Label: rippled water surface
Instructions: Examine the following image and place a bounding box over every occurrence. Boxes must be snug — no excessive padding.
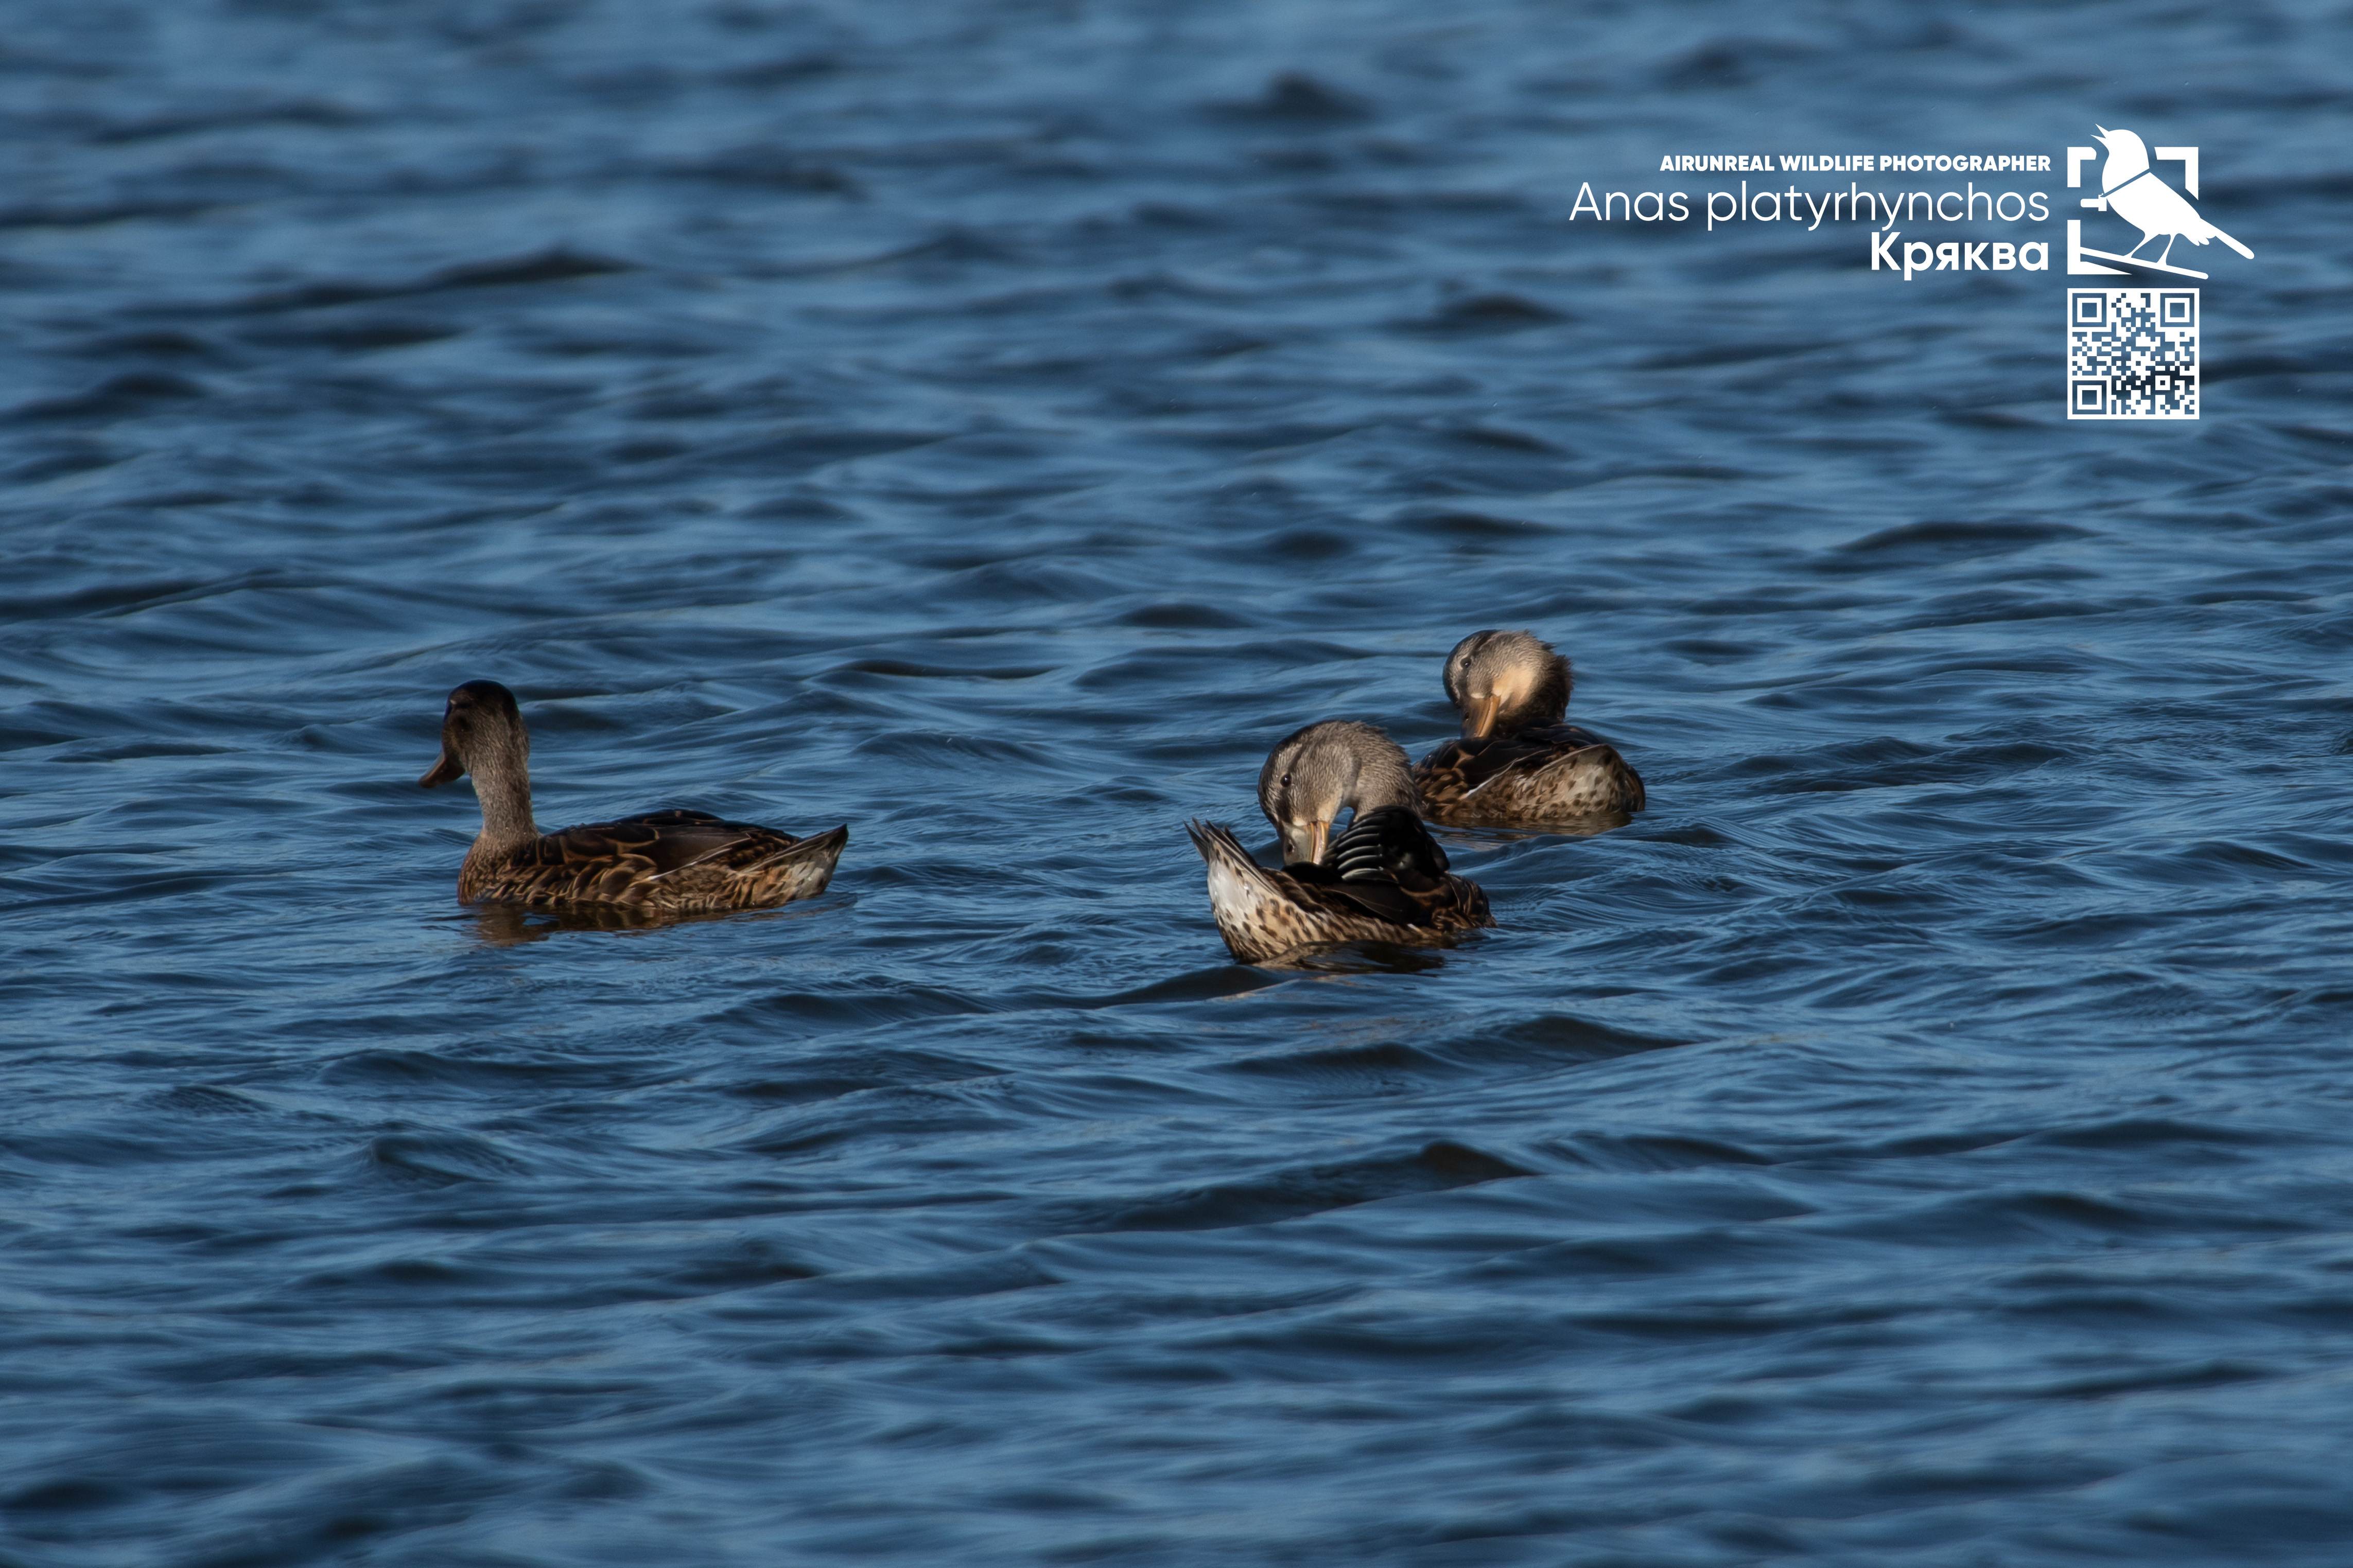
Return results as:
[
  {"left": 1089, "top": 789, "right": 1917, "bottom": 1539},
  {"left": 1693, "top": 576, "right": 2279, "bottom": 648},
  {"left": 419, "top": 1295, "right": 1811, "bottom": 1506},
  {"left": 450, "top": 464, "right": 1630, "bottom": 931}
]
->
[{"left": 7, "top": 3, "right": 2353, "bottom": 1563}]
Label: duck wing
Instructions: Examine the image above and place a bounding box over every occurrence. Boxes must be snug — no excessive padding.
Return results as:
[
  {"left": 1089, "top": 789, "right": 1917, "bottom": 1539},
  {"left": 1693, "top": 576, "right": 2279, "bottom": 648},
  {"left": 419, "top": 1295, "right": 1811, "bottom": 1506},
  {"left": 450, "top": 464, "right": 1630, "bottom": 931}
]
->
[
  {"left": 1417, "top": 725, "right": 1643, "bottom": 819},
  {"left": 1416, "top": 726, "right": 1609, "bottom": 794},
  {"left": 545, "top": 809, "right": 789, "bottom": 876},
  {"left": 1303, "top": 805, "right": 1489, "bottom": 928},
  {"left": 1417, "top": 734, "right": 1527, "bottom": 806},
  {"left": 1186, "top": 813, "right": 1490, "bottom": 964},
  {"left": 479, "top": 810, "right": 847, "bottom": 909},
  {"left": 1486, "top": 727, "right": 1644, "bottom": 814},
  {"left": 1296, "top": 805, "right": 1447, "bottom": 921}
]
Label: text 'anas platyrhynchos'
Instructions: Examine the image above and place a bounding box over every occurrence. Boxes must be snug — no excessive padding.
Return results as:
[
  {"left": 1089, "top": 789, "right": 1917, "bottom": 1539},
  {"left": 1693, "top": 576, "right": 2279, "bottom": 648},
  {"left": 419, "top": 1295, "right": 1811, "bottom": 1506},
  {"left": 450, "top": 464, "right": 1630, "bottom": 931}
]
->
[
  {"left": 1414, "top": 630, "right": 1645, "bottom": 823},
  {"left": 420, "top": 680, "right": 847, "bottom": 914},
  {"left": 1188, "top": 719, "right": 1493, "bottom": 963}
]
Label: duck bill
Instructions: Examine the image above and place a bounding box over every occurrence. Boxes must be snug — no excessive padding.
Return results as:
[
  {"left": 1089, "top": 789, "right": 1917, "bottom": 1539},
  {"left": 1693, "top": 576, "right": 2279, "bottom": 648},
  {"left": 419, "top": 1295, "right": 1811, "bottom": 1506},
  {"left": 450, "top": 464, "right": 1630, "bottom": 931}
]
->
[
  {"left": 1463, "top": 693, "right": 1502, "bottom": 739},
  {"left": 419, "top": 746, "right": 464, "bottom": 788},
  {"left": 1281, "top": 818, "right": 1332, "bottom": 867}
]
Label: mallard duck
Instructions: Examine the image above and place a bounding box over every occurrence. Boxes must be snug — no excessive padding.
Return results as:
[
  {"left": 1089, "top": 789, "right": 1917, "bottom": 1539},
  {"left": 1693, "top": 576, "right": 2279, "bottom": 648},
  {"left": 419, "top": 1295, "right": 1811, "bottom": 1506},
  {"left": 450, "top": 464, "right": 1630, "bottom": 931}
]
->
[
  {"left": 1187, "top": 719, "right": 1493, "bottom": 963},
  {"left": 419, "top": 680, "right": 847, "bottom": 913},
  {"left": 1413, "top": 630, "right": 1645, "bottom": 823}
]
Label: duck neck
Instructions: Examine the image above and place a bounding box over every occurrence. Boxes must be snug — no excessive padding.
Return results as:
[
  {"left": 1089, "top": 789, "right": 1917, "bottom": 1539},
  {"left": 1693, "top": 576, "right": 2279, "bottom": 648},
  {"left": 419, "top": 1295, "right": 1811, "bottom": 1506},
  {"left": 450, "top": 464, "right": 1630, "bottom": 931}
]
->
[
  {"left": 469, "top": 754, "right": 538, "bottom": 850},
  {"left": 1495, "top": 696, "right": 1561, "bottom": 734},
  {"left": 1352, "top": 752, "right": 1421, "bottom": 815}
]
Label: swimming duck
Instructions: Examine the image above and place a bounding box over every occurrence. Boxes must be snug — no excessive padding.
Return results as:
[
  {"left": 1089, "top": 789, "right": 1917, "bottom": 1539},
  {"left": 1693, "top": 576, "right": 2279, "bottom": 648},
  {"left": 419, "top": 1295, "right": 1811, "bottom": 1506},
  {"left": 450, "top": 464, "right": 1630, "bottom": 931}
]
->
[
  {"left": 1413, "top": 630, "right": 1645, "bottom": 823},
  {"left": 419, "top": 680, "right": 847, "bottom": 913},
  {"left": 1187, "top": 719, "right": 1493, "bottom": 963}
]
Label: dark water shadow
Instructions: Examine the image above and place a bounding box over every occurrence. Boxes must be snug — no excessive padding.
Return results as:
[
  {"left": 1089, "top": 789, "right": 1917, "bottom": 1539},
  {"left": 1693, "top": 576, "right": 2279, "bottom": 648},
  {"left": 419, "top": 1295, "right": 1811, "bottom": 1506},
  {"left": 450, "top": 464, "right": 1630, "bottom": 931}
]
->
[
  {"left": 1429, "top": 809, "right": 1636, "bottom": 841},
  {"left": 461, "top": 896, "right": 846, "bottom": 947},
  {"left": 1249, "top": 938, "right": 1461, "bottom": 976}
]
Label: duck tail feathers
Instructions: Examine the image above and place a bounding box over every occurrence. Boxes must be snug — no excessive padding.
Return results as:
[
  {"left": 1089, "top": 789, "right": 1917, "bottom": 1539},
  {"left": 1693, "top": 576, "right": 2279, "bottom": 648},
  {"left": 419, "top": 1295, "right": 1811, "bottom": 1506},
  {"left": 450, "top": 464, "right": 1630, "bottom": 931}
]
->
[
  {"left": 1186, "top": 818, "right": 1260, "bottom": 874},
  {"left": 776, "top": 824, "right": 849, "bottom": 871}
]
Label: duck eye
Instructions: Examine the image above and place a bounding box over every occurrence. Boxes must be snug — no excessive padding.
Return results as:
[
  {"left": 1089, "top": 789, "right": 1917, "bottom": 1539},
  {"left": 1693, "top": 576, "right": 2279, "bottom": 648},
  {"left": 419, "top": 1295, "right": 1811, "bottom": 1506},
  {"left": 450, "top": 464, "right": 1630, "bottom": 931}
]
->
[{"left": 1280, "top": 772, "right": 1291, "bottom": 789}]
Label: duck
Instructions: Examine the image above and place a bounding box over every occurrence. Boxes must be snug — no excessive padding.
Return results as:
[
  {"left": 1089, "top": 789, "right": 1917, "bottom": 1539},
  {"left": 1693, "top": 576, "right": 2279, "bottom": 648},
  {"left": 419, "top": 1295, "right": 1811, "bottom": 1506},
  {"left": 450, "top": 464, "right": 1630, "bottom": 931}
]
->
[
  {"left": 419, "top": 680, "right": 847, "bottom": 913},
  {"left": 1413, "top": 630, "right": 1645, "bottom": 823},
  {"left": 1187, "top": 719, "right": 1493, "bottom": 963}
]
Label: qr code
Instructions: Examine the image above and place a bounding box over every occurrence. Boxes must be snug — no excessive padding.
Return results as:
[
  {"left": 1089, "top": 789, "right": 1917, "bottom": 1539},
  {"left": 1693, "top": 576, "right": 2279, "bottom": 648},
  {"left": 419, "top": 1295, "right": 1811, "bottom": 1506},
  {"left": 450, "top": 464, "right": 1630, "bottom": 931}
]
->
[{"left": 2068, "top": 289, "right": 2197, "bottom": 419}]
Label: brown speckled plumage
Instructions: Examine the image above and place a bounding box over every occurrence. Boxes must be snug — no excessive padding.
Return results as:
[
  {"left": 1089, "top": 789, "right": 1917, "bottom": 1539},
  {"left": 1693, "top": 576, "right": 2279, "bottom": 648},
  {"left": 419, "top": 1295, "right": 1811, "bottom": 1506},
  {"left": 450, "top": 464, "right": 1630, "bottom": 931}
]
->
[
  {"left": 421, "top": 680, "right": 846, "bottom": 914},
  {"left": 455, "top": 808, "right": 847, "bottom": 910},
  {"left": 1414, "top": 630, "right": 1645, "bottom": 823},
  {"left": 1189, "top": 720, "right": 1493, "bottom": 963}
]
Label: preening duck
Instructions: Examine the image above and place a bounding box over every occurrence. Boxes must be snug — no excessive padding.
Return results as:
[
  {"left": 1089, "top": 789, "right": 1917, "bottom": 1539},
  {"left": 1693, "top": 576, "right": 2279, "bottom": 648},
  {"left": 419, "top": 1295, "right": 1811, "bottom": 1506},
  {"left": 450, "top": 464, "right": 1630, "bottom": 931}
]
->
[
  {"left": 1188, "top": 719, "right": 1493, "bottom": 963},
  {"left": 1413, "top": 630, "right": 1645, "bottom": 823},
  {"left": 419, "top": 680, "right": 847, "bottom": 913}
]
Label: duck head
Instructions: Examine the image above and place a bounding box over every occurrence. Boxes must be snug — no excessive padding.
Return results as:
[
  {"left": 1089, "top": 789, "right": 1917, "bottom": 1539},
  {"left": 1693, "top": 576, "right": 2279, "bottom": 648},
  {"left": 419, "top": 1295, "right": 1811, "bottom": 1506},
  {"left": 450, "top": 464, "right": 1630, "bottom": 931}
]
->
[
  {"left": 1257, "top": 719, "right": 1419, "bottom": 867},
  {"left": 1441, "top": 629, "right": 1571, "bottom": 738},
  {"left": 420, "top": 679, "right": 529, "bottom": 788}
]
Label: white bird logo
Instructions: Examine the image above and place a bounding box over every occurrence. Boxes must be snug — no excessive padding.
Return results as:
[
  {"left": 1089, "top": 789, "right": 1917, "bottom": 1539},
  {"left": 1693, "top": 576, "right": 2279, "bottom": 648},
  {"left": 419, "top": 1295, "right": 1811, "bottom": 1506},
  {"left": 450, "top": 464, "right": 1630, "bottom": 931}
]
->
[{"left": 2084, "top": 127, "right": 2253, "bottom": 269}]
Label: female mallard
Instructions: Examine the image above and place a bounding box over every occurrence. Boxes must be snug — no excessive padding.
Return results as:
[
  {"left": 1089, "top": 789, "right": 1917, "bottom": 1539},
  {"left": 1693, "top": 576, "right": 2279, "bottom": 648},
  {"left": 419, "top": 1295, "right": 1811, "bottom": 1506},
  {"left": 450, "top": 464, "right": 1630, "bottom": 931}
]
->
[
  {"left": 1187, "top": 719, "right": 1493, "bottom": 963},
  {"left": 419, "top": 680, "right": 847, "bottom": 913},
  {"left": 1413, "top": 630, "right": 1645, "bottom": 823}
]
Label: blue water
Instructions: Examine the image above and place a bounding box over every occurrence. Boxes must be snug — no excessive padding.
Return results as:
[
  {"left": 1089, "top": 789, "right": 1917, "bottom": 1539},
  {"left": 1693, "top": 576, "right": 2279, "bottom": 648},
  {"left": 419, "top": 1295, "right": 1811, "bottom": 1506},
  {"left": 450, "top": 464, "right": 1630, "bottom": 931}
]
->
[{"left": 7, "top": 3, "right": 2352, "bottom": 1563}]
